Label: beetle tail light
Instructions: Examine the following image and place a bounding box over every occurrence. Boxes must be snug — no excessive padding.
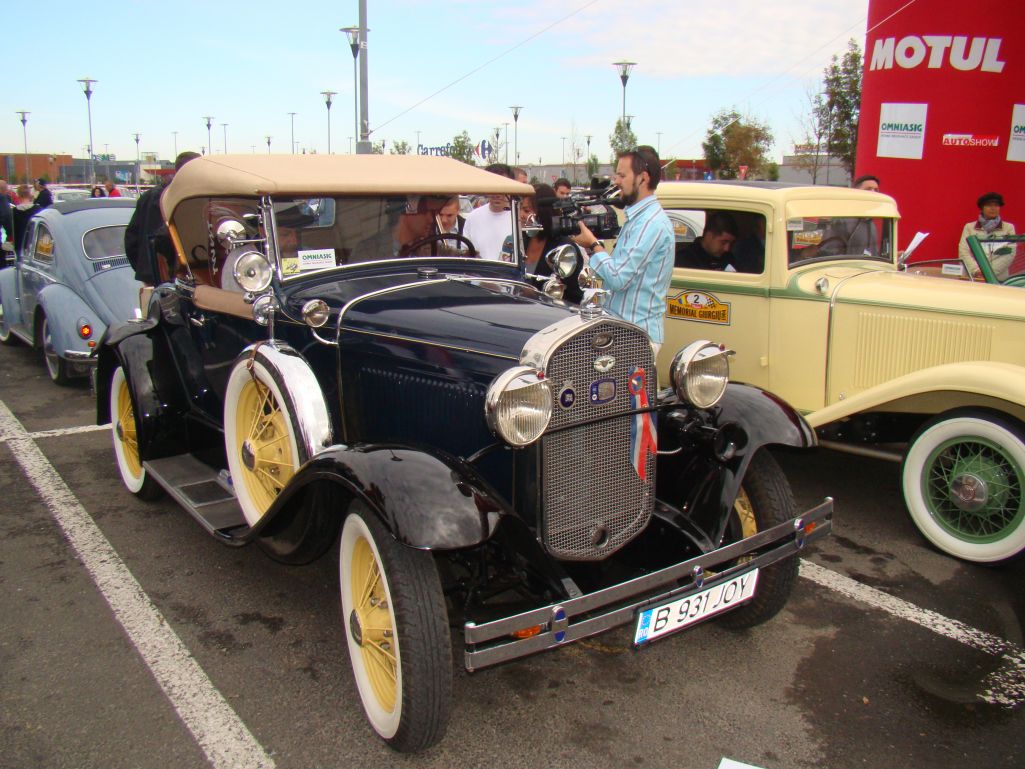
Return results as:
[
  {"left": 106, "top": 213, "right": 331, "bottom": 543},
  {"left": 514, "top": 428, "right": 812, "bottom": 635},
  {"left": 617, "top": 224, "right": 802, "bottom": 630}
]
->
[{"left": 78, "top": 322, "right": 93, "bottom": 339}]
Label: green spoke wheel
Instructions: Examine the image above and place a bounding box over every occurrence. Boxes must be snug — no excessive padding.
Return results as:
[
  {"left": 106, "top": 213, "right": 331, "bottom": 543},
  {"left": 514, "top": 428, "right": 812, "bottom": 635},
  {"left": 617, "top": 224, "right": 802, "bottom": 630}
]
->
[{"left": 903, "top": 412, "right": 1025, "bottom": 563}]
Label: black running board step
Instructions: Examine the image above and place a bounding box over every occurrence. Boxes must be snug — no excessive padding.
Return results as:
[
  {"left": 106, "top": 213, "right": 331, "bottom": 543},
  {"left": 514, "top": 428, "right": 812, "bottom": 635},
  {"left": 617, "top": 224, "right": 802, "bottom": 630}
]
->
[{"left": 144, "top": 455, "right": 247, "bottom": 535}]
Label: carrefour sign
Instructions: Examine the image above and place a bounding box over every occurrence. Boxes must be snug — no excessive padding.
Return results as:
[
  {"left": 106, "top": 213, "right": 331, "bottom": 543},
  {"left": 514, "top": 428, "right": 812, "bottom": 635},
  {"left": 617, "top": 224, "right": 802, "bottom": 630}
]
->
[{"left": 870, "top": 36, "right": 1005, "bottom": 73}]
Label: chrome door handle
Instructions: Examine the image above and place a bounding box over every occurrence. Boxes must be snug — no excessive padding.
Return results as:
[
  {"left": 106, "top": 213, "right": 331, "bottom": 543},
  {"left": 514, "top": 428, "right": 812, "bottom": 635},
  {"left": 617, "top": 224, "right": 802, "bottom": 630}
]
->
[{"left": 189, "top": 315, "right": 205, "bottom": 327}]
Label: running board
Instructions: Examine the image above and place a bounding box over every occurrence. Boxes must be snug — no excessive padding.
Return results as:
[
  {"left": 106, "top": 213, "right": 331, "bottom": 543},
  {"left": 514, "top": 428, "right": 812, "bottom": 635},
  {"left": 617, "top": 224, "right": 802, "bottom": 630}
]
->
[{"left": 144, "top": 455, "right": 248, "bottom": 537}]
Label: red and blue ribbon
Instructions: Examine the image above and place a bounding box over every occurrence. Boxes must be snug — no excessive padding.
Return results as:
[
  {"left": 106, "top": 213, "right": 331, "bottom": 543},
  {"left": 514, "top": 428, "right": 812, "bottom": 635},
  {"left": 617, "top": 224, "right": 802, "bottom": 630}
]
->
[{"left": 628, "top": 367, "right": 657, "bottom": 479}]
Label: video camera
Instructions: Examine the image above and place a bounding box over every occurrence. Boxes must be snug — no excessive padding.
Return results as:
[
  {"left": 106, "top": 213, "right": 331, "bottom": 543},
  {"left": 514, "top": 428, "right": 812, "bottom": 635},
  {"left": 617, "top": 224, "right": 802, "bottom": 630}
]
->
[{"left": 549, "top": 190, "right": 622, "bottom": 240}]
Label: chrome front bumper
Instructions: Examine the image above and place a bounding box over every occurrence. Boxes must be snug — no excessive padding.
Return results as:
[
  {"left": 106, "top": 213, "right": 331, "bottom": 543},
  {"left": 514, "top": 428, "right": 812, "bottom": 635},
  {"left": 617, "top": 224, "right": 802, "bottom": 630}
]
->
[{"left": 464, "top": 497, "right": 833, "bottom": 671}]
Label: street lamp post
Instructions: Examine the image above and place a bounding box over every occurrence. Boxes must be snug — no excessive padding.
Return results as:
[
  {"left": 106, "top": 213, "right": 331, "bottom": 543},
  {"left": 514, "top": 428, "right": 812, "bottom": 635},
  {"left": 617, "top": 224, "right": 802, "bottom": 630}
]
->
[
  {"left": 172, "top": 130, "right": 178, "bottom": 159},
  {"left": 612, "top": 61, "right": 636, "bottom": 126},
  {"left": 77, "top": 78, "right": 97, "bottom": 184},
  {"left": 356, "top": 0, "right": 370, "bottom": 154},
  {"left": 341, "top": 26, "right": 360, "bottom": 153},
  {"left": 133, "top": 132, "right": 141, "bottom": 193},
  {"left": 287, "top": 112, "right": 297, "bottom": 153},
  {"left": 221, "top": 123, "right": 228, "bottom": 154},
  {"left": 509, "top": 106, "right": 521, "bottom": 165},
  {"left": 561, "top": 136, "right": 566, "bottom": 168},
  {"left": 503, "top": 123, "right": 510, "bottom": 164},
  {"left": 266, "top": 136, "right": 272, "bottom": 154},
  {"left": 585, "top": 134, "right": 592, "bottom": 179},
  {"left": 415, "top": 130, "right": 421, "bottom": 153},
  {"left": 320, "top": 91, "right": 336, "bottom": 154},
  {"left": 16, "top": 111, "right": 29, "bottom": 184},
  {"left": 203, "top": 116, "right": 214, "bottom": 156},
  {"left": 656, "top": 131, "right": 662, "bottom": 155}
]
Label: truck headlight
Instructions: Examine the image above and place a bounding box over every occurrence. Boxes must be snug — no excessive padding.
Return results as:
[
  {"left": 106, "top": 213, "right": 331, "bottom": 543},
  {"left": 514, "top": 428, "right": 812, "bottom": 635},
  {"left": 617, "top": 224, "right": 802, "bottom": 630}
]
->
[
  {"left": 670, "top": 341, "right": 731, "bottom": 408},
  {"left": 485, "top": 367, "right": 552, "bottom": 447}
]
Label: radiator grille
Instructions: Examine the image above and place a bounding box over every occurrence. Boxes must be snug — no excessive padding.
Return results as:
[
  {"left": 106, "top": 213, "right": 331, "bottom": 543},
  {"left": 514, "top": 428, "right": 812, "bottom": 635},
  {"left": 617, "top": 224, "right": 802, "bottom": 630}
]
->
[{"left": 540, "top": 321, "right": 656, "bottom": 560}]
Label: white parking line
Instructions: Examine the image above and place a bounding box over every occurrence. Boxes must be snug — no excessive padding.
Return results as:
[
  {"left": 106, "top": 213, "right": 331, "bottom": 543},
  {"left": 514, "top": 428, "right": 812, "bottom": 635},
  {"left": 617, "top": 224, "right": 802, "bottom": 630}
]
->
[
  {"left": 27, "top": 423, "right": 111, "bottom": 439},
  {"left": 800, "top": 560, "right": 1025, "bottom": 708},
  {"left": 0, "top": 400, "right": 275, "bottom": 769}
]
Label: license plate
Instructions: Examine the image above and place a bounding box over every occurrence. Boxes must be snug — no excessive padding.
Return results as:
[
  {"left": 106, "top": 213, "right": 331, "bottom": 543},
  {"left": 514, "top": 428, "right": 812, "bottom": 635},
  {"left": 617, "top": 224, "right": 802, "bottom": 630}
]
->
[{"left": 634, "top": 569, "right": 759, "bottom": 646}]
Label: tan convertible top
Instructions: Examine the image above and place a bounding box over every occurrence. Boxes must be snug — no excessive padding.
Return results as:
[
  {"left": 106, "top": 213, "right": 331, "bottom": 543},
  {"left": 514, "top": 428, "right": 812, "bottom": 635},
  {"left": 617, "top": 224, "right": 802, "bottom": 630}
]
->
[{"left": 162, "top": 154, "right": 533, "bottom": 219}]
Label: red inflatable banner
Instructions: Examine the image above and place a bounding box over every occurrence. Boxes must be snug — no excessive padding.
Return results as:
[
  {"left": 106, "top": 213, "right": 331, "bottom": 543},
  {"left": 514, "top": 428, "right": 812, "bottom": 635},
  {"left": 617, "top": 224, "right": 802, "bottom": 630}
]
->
[{"left": 855, "top": 0, "right": 1025, "bottom": 261}]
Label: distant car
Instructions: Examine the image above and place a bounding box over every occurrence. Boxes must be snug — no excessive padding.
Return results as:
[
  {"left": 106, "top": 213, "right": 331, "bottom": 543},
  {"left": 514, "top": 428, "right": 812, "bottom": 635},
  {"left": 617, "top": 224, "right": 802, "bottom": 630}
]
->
[
  {"left": 0, "top": 198, "right": 141, "bottom": 384},
  {"left": 658, "top": 181, "right": 1025, "bottom": 564},
  {"left": 50, "top": 186, "right": 92, "bottom": 204}
]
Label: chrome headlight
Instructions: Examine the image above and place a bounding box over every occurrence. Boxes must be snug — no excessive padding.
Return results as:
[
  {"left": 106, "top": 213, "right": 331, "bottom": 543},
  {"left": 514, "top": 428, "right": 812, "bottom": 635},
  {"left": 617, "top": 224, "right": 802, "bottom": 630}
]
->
[
  {"left": 485, "top": 366, "right": 553, "bottom": 447},
  {"left": 301, "top": 298, "right": 330, "bottom": 327},
  {"left": 670, "top": 341, "right": 732, "bottom": 408},
  {"left": 233, "top": 250, "right": 273, "bottom": 293},
  {"left": 545, "top": 243, "right": 580, "bottom": 279}
]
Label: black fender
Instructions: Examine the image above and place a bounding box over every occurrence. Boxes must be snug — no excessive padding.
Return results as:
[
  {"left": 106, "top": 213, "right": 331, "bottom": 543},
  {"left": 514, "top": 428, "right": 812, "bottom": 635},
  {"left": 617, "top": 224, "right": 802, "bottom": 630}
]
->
[
  {"left": 95, "top": 318, "right": 189, "bottom": 461},
  {"left": 656, "top": 382, "right": 815, "bottom": 547},
  {"left": 252, "top": 443, "right": 509, "bottom": 552}
]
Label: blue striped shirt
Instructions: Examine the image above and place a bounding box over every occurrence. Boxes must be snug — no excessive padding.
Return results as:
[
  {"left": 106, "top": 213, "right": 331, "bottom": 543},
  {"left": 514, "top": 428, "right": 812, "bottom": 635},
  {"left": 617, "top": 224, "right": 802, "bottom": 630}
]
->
[{"left": 589, "top": 195, "right": 675, "bottom": 343}]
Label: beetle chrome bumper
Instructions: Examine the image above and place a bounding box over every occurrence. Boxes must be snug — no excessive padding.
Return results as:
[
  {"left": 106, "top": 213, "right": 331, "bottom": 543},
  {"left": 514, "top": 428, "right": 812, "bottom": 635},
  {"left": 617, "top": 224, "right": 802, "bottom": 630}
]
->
[{"left": 463, "top": 497, "right": 833, "bottom": 671}]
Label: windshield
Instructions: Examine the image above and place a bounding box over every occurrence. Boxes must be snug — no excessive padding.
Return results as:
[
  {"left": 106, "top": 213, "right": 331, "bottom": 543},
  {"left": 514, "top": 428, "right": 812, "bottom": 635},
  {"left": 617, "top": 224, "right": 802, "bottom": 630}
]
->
[
  {"left": 788, "top": 216, "right": 894, "bottom": 266},
  {"left": 271, "top": 195, "right": 518, "bottom": 278},
  {"left": 83, "top": 225, "right": 128, "bottom": 260}
]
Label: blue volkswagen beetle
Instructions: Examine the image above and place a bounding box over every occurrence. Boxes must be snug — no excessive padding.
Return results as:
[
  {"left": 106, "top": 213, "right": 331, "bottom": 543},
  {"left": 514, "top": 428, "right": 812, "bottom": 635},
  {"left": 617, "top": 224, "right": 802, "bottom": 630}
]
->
[{"left": 0, "top": 198, "right": 141, "bottom": 384}]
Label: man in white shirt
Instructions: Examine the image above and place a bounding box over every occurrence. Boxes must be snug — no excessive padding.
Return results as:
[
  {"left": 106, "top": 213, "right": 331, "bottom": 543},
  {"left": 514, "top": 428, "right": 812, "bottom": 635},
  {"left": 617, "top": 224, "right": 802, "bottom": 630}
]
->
[{"left": 462, "top": 163, "right": 514, "bottom": 261}]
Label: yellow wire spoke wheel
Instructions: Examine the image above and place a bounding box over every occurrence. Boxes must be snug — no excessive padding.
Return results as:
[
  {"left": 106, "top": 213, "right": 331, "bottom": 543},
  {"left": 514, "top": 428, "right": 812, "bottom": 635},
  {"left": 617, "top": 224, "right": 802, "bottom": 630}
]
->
[
  {"left": 109, "top": 366, "right": 161, "bottom": 500},
  {"left": 339, "top": 503, "right": 452, "bottom": 753}
]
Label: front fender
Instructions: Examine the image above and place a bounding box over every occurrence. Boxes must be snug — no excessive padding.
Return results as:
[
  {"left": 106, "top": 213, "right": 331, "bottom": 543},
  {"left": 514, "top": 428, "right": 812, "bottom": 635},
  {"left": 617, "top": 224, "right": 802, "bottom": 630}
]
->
[
  {"left": 0, "top": 267, "right": 23, "bottom": 330},
  {"left": 657, "top": 382, "right": 815, "bottom": 547},
  {"left": 37, "top": 284, "right": 101, "bottom": 357},
  {"left": 807, "top": 361, "right": 1025, "bottom": 429},
  {"left": 259, "top": 443, "right": 508, "bottom": 550},
  {"left": 96, "top": 321, "right": 188, "bottom": 461}
]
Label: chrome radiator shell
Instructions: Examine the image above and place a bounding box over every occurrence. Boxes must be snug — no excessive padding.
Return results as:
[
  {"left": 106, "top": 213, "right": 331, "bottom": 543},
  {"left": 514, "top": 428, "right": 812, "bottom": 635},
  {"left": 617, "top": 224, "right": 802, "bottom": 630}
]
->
[{"left": 533, "top": 318, "right": 656, "bottom": 561}]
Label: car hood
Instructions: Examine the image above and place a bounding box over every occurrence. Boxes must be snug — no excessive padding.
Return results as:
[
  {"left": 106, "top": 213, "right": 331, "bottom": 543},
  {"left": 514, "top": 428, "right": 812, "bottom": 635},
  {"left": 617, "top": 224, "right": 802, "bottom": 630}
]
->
[
  {"left": 338, "top": 276, "right": 572, "bottom": 360},
  {"left": 799, "top": 265, "right": 1025, "bottom": 319},
  {"left": 82, "top": 267, "right": 143, "bottom": 326}
]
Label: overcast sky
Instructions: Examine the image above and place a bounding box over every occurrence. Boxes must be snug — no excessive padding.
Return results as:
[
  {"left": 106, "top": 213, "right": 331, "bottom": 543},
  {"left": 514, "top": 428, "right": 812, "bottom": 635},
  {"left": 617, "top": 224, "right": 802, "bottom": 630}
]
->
[{"left": 2, "top": 0, "right": 871, "bottom": 170}]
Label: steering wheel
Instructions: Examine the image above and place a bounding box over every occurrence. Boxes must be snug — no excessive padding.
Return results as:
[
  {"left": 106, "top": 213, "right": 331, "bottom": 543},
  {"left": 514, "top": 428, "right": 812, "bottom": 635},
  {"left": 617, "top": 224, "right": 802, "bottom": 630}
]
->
[
  {"left": 815, "top": 235, "right": 848, "bottom": 256},
  {"left": 398, "top": 233, "right": 477, "bottom": 258}
]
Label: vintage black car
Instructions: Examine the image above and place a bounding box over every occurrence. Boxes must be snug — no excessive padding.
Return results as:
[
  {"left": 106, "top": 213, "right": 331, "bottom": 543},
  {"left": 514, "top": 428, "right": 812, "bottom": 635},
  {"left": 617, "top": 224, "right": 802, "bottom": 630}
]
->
[{"left": 95, "top": 155, "right": 832, "bottom": 753}]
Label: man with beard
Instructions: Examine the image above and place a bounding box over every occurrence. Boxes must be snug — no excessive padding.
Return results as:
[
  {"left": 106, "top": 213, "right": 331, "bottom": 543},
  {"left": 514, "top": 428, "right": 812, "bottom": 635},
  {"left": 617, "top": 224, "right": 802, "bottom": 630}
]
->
[{"left": 575, "top": 145, "right": 674, "bottom": 352}]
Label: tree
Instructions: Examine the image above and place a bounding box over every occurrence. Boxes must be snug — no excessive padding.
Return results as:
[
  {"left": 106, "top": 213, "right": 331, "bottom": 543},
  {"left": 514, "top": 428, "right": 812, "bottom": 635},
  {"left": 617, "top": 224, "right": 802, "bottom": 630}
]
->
[
  {"left": 816, "top": 39, "right": 863, "bottom": 177},
  {"left": 608, "top": 118, "right": 637, "bottom": 163},
  {"left": 449, "top": 131, "right": 476, "bottom": 165},
  {"left": 370, "top": 140, "right": 385, "bottom": 154},
  {"left": 792, "top": 87, "right": 831, "bottom": 183},
  {"left": 586, "top": 154, "right": 600, "bottom": 179},
  {"left": 702, "top": 110, "right": 774, "bottom": 179},
  {"left": 390, "top": 140, "right": 411, "bottom": 155}
]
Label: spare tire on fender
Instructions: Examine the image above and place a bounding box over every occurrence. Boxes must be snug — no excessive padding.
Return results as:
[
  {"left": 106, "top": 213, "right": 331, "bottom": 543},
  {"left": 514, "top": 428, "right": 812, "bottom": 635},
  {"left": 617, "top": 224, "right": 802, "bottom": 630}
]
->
[{"left": 223, "top": 343, "right": 332, "bottom": 526}]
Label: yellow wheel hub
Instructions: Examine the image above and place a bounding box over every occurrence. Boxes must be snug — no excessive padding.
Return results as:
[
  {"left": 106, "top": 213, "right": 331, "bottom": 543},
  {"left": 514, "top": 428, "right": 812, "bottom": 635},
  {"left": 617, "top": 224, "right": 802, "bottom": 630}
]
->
[
  {"left": 116, "top": 379, "right": 142, "bottom": 479},
  {"left": 735, "top": 488, "right": 757, "bottom": 538},
  {"left": 234, "top": 378, "right": 296, "bottom": 515},
  {"left": 349, "top": 536, "right": 397, "bottom": 712}
]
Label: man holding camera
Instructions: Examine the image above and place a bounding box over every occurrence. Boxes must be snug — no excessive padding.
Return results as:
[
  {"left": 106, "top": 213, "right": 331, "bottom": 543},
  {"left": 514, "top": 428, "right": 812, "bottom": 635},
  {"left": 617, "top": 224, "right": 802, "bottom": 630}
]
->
[{"left": 575, "top": 145, "right": 674, "bottom": 352}]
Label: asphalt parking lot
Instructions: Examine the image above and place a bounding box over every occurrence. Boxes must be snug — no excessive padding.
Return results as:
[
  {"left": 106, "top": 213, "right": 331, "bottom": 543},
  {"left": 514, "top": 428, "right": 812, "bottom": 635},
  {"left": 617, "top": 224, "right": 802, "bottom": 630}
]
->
[{"left": 0, "top": 340, "right": 1022, "bottom": 769}]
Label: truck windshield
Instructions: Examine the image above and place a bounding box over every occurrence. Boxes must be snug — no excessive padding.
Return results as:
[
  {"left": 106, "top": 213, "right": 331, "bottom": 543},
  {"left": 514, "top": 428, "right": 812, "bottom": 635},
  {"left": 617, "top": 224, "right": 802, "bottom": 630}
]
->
[{"left": 788, "top": 216, "right": 894, "bottom": 266}]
